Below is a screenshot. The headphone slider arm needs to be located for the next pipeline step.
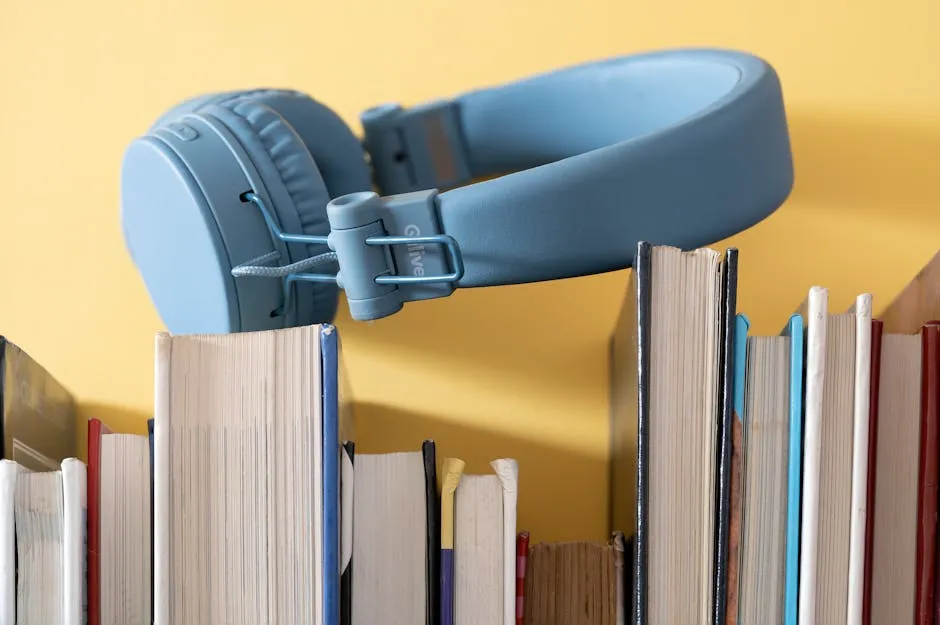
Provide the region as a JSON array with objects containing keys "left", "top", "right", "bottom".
[
  {"left": 326, "top": 190, "right": 463, "bottom": 321},
  {"left": 361, "top": 100, "right": 472, "bottom": 196}
]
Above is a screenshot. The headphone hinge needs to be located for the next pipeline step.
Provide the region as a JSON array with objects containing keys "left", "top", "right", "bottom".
[
  {"left": 360, "top": 101, "right": 472, "bottom": 196},
  {"left": 326, "top": 190, "right": 463, "bottom": 321}
]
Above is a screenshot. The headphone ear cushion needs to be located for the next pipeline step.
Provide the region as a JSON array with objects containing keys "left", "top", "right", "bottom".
[
  {"left": 203, "top": 97, "right": 339, "bottom": 325},
  {"left": 239, "top": 91, "right": 373, "bottom": 198}
]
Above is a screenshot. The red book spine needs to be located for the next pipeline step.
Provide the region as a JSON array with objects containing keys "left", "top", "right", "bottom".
[
  {"left": 862, "top": 319, "right": 883, "bottom": 625},
  {"left": 86, "top": 418, "right": 111, "bottom": 625},
  {"left": 516, "top": 531, "right": 530, "bottom": 625},
  {"left": 915, "top": 322, "right": 940, "bottom": 625}
]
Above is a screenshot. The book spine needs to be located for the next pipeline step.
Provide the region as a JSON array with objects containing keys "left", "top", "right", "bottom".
[
  {"left": 633, "top": 240, "right": 652, "bottom": 625},
  {"left": 798, "top": 286, "right": 829, "bottom": 625},
  {"left": 492, "top": 458, "right": 519, "bottom": 625},
  {"left": 440, "top": 458, "right": 465, "bottom": 625},
  {"left": 861, "top": 319, "right": 883, "bottom": 625},
  {"left": 152, "top": 333, "right": 172, "bottom": 625},
  {"left": 783, "top": 313, "right": 805, "bottom": 625},
  {"left": 321, "top": 325, "right": 341, "bottom": 625},
  {"left": 86, "top": 418, "right": 110, "bottom": 625},
  {"left": 713, "top": 248, "right": 739, "bottom": 625},
  {"left": 423, "top": 440, "right": 440, "bottom": 625},
  {"left": 61, "top": 458, "right": 86, "bottom": 625},
  {"left": 847, "top": 294, "right": 874, "bottom": 625},
  {"left": 0, "top": 461, "right": 19, "bottom": 625},
  {"left": 915, "top": 322, "right": 940, "bottom": 625},
  {"left": 516, "top": 531, "right": 529, "bottom": 625},
  {"left": 723, "top": 313, "right": 749, "bottom": 625}
]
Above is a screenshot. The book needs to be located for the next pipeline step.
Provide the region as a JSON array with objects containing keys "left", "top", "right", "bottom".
[
  {"left": 728, "top": 312, "right": 804, "bottom": 624},
  {"left": 866, "top": 323, "right": 922, "bottom": 623},
  {"left": 87, "top": 418, "right": 151, "bottom": 625},
  {"left": 152, "top": 323, "right": 334, "bottom": 625},
  {"left": 610, "top": 241, "right": 738, "bottom": 625},
  {"left": 350, "top": 443, "right": 436, "bottom": 625},
  {"left": 521, "top": 532, "right": 626, "bottom": 625},
  {"left": 13, "top": 457, "right": 87, "bottom": 625},
  {"left": 0, "top": 336, "right": 79, "bottom": 471}
]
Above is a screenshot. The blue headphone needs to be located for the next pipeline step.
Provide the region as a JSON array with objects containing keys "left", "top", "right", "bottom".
[{"left": 121, "top": 47, "right": 793, "bottom": 335}]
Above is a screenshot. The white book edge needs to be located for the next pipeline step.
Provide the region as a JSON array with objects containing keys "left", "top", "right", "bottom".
[
  {"left": 491, "top": 458, "right": 518, "bottom": 625},
  {"left": 153, "top": 332, "right": 172, "bottom": 625},
  {"left": 846, "top": 293, "right": 873, "bottom": 625},
  {"left": 798, "top": 286, "right": 828, "bottom": 625},
  {"left": 61, "top": 458, "right": 86, "bottom": 625},
  {"left": 0, "top": 460, "right": 18, "bottom": 625}
]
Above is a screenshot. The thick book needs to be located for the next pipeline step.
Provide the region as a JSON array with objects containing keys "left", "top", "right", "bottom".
[
  {"left": 12, "top": 457, "right": 86, "bottom": 625},
  {"left": 611, "top": 241, "right": 737, "bottom": 625},
  {"left": 868, "top": 326, "right": 922, "bottom": 624},
  {"left": 0, "top": 336, "right": 79, "bottom": 471},
  {"left": 152, "top": 324, "right": 330, "bottom": 625},
  {"left": 87, "top": 418, "right": 152, "bottom": 625},
  {"left": 350, "top": 443, "right": 437, "bottom": 625},
  {"left": 521, "top": 532, "right": 626, "bottom": 625}
]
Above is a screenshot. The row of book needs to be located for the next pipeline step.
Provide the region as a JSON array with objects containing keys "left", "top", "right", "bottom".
[
  {"left": 1, "top": 244, "right": 939, "bottom": 625},
  {"left": 609, "top": 244, "right": 940, "bottom": 625},
  {"left": 0, "top": 325, "right": 631, "bottom": 625}
]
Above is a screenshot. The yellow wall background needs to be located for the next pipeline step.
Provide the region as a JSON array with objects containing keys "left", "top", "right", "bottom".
[{"left": 1, "top": 0, "right": 938, "bottom": 545}]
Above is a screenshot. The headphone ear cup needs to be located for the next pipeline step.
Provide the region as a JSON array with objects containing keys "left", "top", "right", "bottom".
[{"left": 201, "top": 97, "right": 340, "bottom": 326}]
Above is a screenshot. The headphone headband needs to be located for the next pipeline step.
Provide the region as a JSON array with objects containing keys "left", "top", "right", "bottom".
[{"left": 122, "top": 47, "right": 793, "bottom": 330}]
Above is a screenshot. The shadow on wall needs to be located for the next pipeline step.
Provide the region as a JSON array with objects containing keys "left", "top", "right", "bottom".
[{"left": 351, "top": 400, "right": 614, "bottom": 545}]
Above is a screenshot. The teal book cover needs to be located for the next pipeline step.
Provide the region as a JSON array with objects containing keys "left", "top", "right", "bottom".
[{"left": 782, "top": 313, "right": 804, "bottom": 625}]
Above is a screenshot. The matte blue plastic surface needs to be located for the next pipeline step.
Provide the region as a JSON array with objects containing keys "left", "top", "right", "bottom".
[{"left": 121, "top": 47, "right": 793, "bottom": 332}]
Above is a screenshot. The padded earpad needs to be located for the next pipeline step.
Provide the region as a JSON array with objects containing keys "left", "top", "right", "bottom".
[
  {"left": 200, "top": 95, "right": 340, "bottom": 325},
  {"left": 155, "top": 89, "right": 372, "bottom": 198},
  {"left": 238, "top": 91, "right": 373, "bottom": 198}
]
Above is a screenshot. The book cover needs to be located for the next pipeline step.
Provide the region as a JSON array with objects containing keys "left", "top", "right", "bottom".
[
  {"left": 440, "top": 457, "right": 465, "bottom": 625},
  {"left": 423, "top": 440, "right": 440, "bottom": 625},
  {"left": 515, "top": 531, "right": 529, "bottom": 625},
  {"left": 782, "top": 313, "right": 805, "bottom": 625},
  {"left": 723, "top": 313, "right": 749, "bottom": 625},
  {"left": 86, "top": 417, "right": 112, "bottom": 625},
  {"left": 632, "top": 240, "right": 652, "bottom": 625},
  {"left": 861, "top": 319, "right": 883, "bottom": 625},
  {"left": 0, "top": 337, "right": 79, "bottom": 471},
  {"left": 847, "top": 294, "right": 874, "bottom": 625},
  {"left": 798, "top": 286, "right": 829, "bottom": 625},
  {"left": 713, "top": 248, "right": 739, "bottom": 625},
  {"left": 915, "top": 321, "right": 940, "bottom": 625},
  {"left": 322, "top": 324, "right": 341, "bottom": 625}
]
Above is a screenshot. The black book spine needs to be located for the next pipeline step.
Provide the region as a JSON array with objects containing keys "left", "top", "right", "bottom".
[
  {"left": 423, "top": 440, "right": 441, "bottom": 625},
  {"left": 712, "top": 248, "right": 739, "bottom": 625},
  {"left": 634, "top": 241, "right": 652, "bottom": 625}
]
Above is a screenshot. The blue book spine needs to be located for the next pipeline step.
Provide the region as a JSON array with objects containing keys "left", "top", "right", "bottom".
[
  {"left": 782, "top": 314, "right": 804, "bottom": 625},
  {"left": 321, "top": 325, "right": 340, "bottom": 625},
  {"left": 148, "top": 417, "right": 154, "bottom": 623}
]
